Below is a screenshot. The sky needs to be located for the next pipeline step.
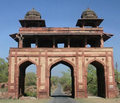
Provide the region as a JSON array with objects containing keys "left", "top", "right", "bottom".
[{"left": 0, "top": 0, "right": 120, "bottom": 76}]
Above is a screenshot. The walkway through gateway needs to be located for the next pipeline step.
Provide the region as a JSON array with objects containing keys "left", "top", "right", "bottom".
[{"left": 50, "top": 61, "right": 75, "bottom": 98}]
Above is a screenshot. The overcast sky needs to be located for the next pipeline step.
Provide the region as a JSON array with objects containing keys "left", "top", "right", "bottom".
[{"left": 0, "top": 0, "right": 120, "bottom": 76}]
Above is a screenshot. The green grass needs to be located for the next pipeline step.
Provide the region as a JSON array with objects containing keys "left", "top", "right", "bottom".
[
  {"left": 0, "top": 99, "right": 50, "bottom": 103},
  {"left": 1, "top": 97, "right": 120, "bottom": 103},
  {"left": 76, "top": 98, "right": 120, "bottom": 103}
]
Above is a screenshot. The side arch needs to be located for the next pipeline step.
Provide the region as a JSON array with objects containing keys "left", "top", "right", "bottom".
[
  {"left": 85, "top": 59, "right": 106, "bottom": 98},
  {"left": 85, "top": 59, "right": 106, "bottom": 69},
  {"left": 17, "top": 59, "right": 37, "bottom": 98},
  {"left": 18, "top": 59, "right": 38, "bottom": 68}
]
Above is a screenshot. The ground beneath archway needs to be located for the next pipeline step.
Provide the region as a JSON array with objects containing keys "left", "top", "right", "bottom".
[{"left": 48, "top": 84, "right": 77, "bottom": 103}]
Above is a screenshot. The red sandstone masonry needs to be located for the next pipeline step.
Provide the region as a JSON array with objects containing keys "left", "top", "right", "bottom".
[
  {"left": 19, "top": 27, "right": 103, "bottom": 34},
  {"left": 8, "top": 8, "right": 116, "bottom": 99}
]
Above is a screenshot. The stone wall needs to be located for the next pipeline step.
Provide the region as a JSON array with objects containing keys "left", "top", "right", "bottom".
[{"left": 8, "top": 47, "right": 116, "bottom": 99}]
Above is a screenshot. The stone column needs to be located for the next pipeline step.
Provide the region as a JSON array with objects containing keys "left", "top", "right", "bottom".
[
  {"left": 100, "top": 35, "right": 104, "bottom": 47},
  {"left": 19, "top": 40, "right": 23, "bottom": 48},
  {"left": 16, "top": 34, "right": 23, "bottom": 48},
  {"left": 68, "top": 36, "right": 70, "bottom": 48},
  {"left": 36, "top": 37, "right": 38, "bottom": 48},
  {"left": 53, "top": 36, "right": 55, "bottom": 48},
  {"left": 85, "top": 36, "right": 87, "bottom": 47}
]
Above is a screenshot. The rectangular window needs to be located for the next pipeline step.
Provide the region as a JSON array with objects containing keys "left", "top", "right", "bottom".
[
  {"left": 57, "top": 43, "right": 65, "bottom": 48},
  {"left": 31, "top": 43, "right": 36, "bottom": 48}
]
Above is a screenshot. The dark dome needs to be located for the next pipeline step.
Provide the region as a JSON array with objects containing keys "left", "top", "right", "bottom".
[
  {"left": 25, "top": 8, "right": 41, "bottom": 19},
  {"left": 81, "top": 8, "right": 98, "bottom": 19}
]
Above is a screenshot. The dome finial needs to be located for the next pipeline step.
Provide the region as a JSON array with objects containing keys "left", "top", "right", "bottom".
[{"left": 33, "top": 7, "right": 35, "bottom": 10}]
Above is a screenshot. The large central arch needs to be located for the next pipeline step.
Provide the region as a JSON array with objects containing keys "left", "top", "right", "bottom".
[{"left": 48, "top": 59, "right": 75, "bottom": 98}]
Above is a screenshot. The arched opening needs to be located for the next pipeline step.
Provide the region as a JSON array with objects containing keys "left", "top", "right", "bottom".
[
  {"left": 87, "top": 61, "right": 106, "bottom": 98},
  {"left": 87, "top": 44, "right": 91, "bottom": 47},
  {"left": 18, "top": 61, "right": 37, "bottom": 98},
  {"left": 49, "top": 60, "right": 75, "bottom": 98}
]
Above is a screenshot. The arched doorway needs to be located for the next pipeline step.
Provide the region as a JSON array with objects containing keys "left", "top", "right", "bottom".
[
  {"left": 18, "top": 61, "right": 37, "bottom": 97},
  {"left": 49, "top": 60, "right": 75, "bottom": 98},
  {"left": 87, "top": 61, "right": 106, "bottom": 98}
]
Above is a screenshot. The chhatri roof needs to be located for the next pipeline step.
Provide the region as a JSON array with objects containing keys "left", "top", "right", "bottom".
[
  {"left": 81, "top": 8, "right": 98, "bottom": 19},
  {"left": 25, "top": 8, "right": 41, "bottom": 20},
  {"left": 19, "top": 8, "right": 46, "bottom": 27},
  {"left": 76, "top": 8, "right": 103, "bottom": 27}
]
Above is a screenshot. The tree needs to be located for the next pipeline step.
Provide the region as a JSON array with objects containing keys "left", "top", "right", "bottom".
[
  {"left": 114, "top": 69, "right": 120, "bottom": 89},
  {"left": 51, "top": 76, "right": 59, "bottom": 86},
  {"left": 59, "top": 69, "right": 72, "bottom": 91},
  {"left": 115, "top": 69, "right": 120, "bottom": 82},
  {"left": 0, "top": 58, "right": 8, "bottom": 83},
  {"left": 25, "top": 72, "right": 36, "bottom": 86},
  {"left": 87, "top": 64, "right": 97, "bottom": 95},
  {"left": 87, "top": 65, "right": 120, "bottom": 95}
]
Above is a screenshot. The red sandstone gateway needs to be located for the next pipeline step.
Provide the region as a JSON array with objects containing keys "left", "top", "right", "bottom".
[{"left": 8, "top": 8, "right": 117, "bottom": 99}]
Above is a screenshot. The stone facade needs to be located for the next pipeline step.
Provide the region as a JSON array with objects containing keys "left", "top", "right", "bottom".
[
  {"left": 8, "top": 47, "right": 116, "bottom": 99},
  {"left": 8, "top": 8, "right": 117, "bottom": 99}
]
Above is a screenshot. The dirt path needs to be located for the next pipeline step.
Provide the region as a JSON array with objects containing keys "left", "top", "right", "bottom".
[{"left": 47, "top": 84, "right": 78, "bottom": 103}]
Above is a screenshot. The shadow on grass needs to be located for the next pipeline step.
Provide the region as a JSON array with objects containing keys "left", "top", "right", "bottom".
[{"left": 51, "top": 94, "right": 72, "bottom": 98}]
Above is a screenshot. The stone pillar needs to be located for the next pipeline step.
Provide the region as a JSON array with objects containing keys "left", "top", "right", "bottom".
[
  {"left": 8, "top": 57, "right": 16, "bottom": 99},
  {"left": 68, "top": 36, "right": 70, "bottom": 48},
  {"left": 38, "top": 63, "right": 48, "bottom": 99},
  {"left": 100, "top": 35, "right": 104, "bottom": 47},
  {"left": 16, "top": 34, "right": 23, "bottom": 48},
  {"left": 85, "top": 36, "right": 87, "bottom": 47},
  {"left": 53, "top": 36, "right": 55, "bottom": 48},
  {"left": 19, "top": 40, "right": 23, "bottom": 48},
  {"left": 36, "top": 37, "right": 38, "bottom": 48}
]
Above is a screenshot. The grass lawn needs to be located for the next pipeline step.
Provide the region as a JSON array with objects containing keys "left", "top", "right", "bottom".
[
  {"left": 76, "top": 98, "right": 120, "bottom": 103},
  {"left": 0, "top": 99, "right": 50, "bottom": 103},
  {"left": 1, "top": 97, "right": 120, "bottom": 103}
]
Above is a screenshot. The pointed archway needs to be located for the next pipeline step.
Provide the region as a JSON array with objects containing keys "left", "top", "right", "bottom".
[
  {"left": 87, "top": 60, "right": 106, "bottom": 98},
  {"left": 49, "top": 60, "right": 75, "bottom": 98},
  {"left": 18, "top": 60, "right": 37, "bottom": 98}
]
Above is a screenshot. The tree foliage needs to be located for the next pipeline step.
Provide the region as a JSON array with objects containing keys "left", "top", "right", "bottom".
[
  {"left": 51, "top": 76, "right": 59, "bottom": 86},
  {"left": 87, "top": 64, "right": 97, "bottom": 95},
  {"left": 114, "top": 69, "right": 120, "bottom": 89},
  {"left": 87, "top": 65, "right": 120, "bottom": 95},
  {"left": 59, "top": 69, "right": 72, "bottom": 91},
  {"left": 0, "top": 58, "right": 8, "bottom": 83},
  {"left": 115, "top": 69, "right": 120, "bottom": 82},
  {"left": 25, "top": 72, "right": 36, "bottom": 86},
  {"left": 51, "top": 69, "right": 72, "bottom": 92}
]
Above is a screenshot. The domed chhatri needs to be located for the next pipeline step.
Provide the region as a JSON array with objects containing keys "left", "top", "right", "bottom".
[
  {"left": 81, "top": 8, "right": 98, "bottom": 19},
  {"left": 76, "top": 8, "right": 103, "bottom": 27},
  {"left": 25, "top": 8, "right": 41, "bottom": 20},
  {"left": 19, "top": 8, "right": 46, "bottom": 27}
]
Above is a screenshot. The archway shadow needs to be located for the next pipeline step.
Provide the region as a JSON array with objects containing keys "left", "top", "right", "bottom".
[
  {"left": 19, "top": 61, "right": 37, "bottom": 97},
  {"left": 87, "top": 61, "right": 106, "bottom": 98},
  {"left": 51, "top": 95, "right": 71, "bottom": 98}
]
